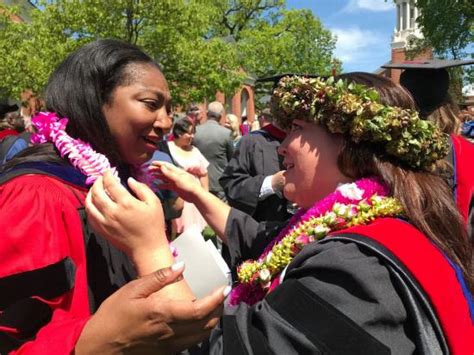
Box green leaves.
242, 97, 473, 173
272, 75, 450, 170
406, 0, 473, 87
0, 1, 339, 106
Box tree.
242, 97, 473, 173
413, 0, 473, 59
209, 0, 285, 41
0, 1, 339, 106
401, 0, 473, 88
237, 9, 339, 78
0, 0, 243, 104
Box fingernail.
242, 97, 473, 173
223, 285, 232, 297
171, 261, 185, 271
128, 177, 137, 183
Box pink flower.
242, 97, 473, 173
31, 112, 118, 185
295, 233, 312, 246
31, 112, 68, 144
231, 176, 391, 305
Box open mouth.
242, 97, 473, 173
142, 136, 160, 146
284, 161, 294, 170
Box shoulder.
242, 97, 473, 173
275, 239, 415, 352
0, 174, 87, 276
451, 134, 474, 155
288, 238, 387, 278
0, 173, 85, 209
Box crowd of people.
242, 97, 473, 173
0, 39, 473, 354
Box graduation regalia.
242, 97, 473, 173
0, 163, 135, 354
219, 124, 291, 222
207, 209, 474, 354
449, 134, 474, 239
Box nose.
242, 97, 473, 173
153, 107, 173, 133
278, 137, 288, 156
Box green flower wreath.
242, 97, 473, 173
271, 76, 449, 170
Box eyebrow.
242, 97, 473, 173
140, 88, 171, 102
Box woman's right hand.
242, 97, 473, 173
149, 161, 204, 202
75, 262, 229, 354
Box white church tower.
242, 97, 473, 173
387, 0, 431, 83
391, 0, 423, 49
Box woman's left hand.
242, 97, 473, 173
86, 170, 168, 261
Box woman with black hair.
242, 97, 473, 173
0, 39, 226, 353
168, 117, 209, 234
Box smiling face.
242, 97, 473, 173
278, 119, 353, 209
174, 125, 195, 148
102, 63, 172, 165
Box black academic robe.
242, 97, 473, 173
198, 209, 460, 354
219, 131, 291, 223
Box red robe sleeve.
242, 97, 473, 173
0, 175, 91, 354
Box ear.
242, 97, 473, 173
333, 134, 346, 155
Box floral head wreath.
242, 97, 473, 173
271, 76, 450, 170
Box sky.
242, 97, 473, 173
287, 0, 397, 73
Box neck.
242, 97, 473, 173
174, 140, 191, 150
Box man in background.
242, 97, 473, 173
186, 103, 204, 126
193, 101, 234, 201
220, 108, 291, 222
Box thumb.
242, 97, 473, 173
133, 262, 185, 297
127, 176, 157, 204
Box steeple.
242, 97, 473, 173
391, 0, 423, 50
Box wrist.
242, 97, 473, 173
189, 184, 207, 203
131, 243, 175, 276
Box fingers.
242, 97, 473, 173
133, 262, 186, 298
127, 177, 159, 205
150, 161, 181, 177
85, 190, 107, 227
101, 170, 129, 204
166, 285, 230, 323
88, 175, 115, 215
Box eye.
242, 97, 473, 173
142, 95, 165, 111
290, 122, 302, 131
142, 100, 159, 110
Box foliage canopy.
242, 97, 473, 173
0, 0, 338, 105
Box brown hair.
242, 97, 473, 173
426, 95, 462, 135
337, 72, 473, 293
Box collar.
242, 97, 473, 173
0, 129, 19, 140
261, 124, 287, 142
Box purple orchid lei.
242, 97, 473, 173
31, 112, 118, 185
229, 177, 404, 306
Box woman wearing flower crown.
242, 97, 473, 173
0, 39, 229, 354
87, 72, 473, 354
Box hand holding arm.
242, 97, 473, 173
76, 263, 230, 354
85, 171, 192, 300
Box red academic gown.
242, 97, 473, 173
0, 164, 135, 354
450, 134, 474, 233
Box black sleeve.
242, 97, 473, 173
224, 208, 286, 269
219, 136, 265, 216
226, 134, 235, 162
208, 241, 417, 354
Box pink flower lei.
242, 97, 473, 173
31, 112, 179, 258
229, 177, 404, 306
31, 112, 118, 185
